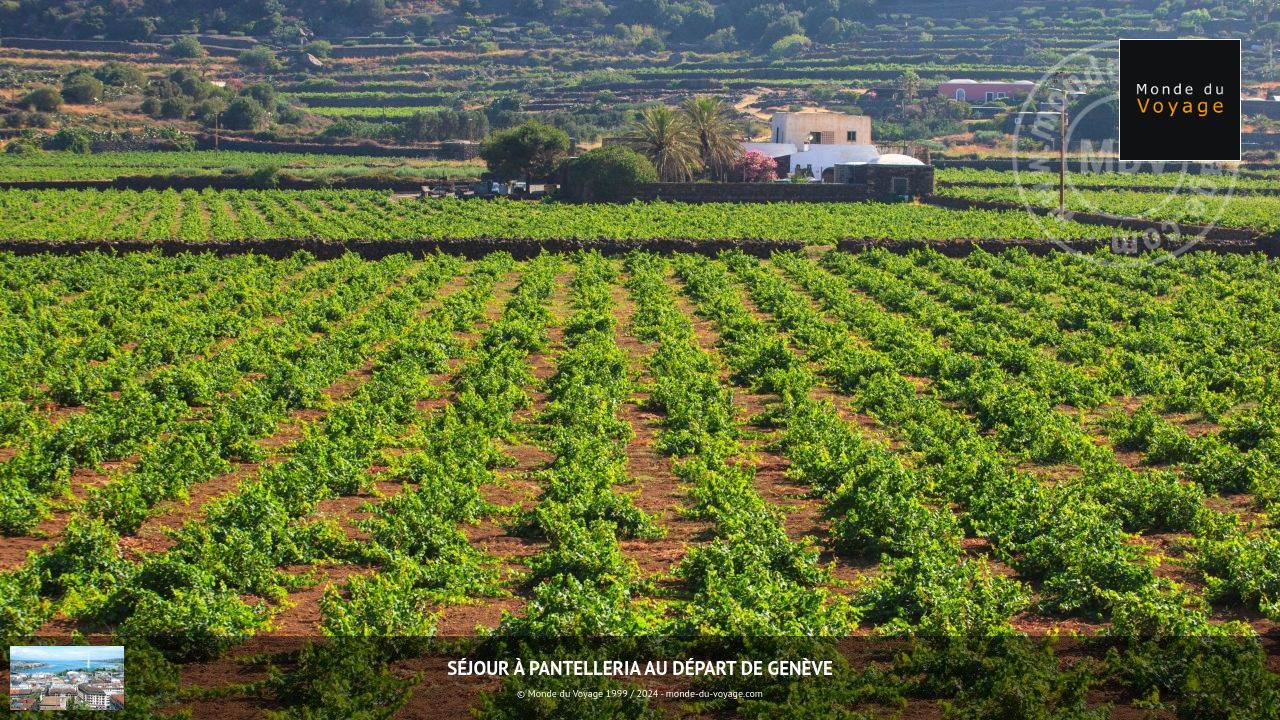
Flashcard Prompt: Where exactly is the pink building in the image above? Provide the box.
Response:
[936,79,1035,103]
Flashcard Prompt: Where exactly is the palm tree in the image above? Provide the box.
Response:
[895,70,921,119]
[680,95,742,181]
[624,106,701,182]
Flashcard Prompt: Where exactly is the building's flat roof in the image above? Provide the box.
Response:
[944,79,1035,85]
[772,110,862,116]
[745,142,880,165]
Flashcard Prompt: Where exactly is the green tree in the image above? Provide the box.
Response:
[61,75,104,104]
[623,106,700,182]
[704,27,738,51]
[22,86,62,112]
[562,145,657,201]
[222,97,267,131]
[241,82,277,110]
[94,61,147,88]
[168,36,205,59]
[637,35,665,53]
[680,95,742,181]
[1258,22,1280,71]
[895,70,921,118]
[479,121,570,182]
[194,97,228,126]
[815,17,845,43]
[1068,87,1118,144]
[159,97,191,119]
[168,68,216,102]
[238,46,282,72]
[768,33,811,59]
[1178,8,1211,32]
[118,16,156,41]
[351,0,388,23]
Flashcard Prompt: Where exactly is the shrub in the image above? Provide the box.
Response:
[61,75,104,104]
[276,105,306,124]
[249,165,281,188]
[238,46,282,72]
[4,137,43,154]
[768,33,811,59]
[222,97,267,131]
[159,96,191,119]
[302,40,332,57]
[240,82,276,110]
[3,111,51,129]
[704,26,738,51]
[46,128,92,154]
[167,68,216,101]
[734,150,777,182]
[22,86,62,112]
[167,36,204,58]
[637,36,664,52]
[118,581,269,661]
[119,16,156,41]
[561,145,656,202]
[93,61,147,88]
[193,98,227,126]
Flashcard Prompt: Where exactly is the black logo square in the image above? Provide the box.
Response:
[1119,38,1240,161]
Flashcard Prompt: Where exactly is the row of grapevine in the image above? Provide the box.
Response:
[627,253,848,636]
[249,254,527,719]
[692,252,1280,714]
[0,151,471,181]
[937,168,1276,192]
[765,252,1203,614]
[477,252,663,718]
[938,184,1280,232]
[0,190,1123,242]
[2,253,304,441]
[667,254,1146,716]
[894,248,1280,618]
[0,253,485,651]
[1,253,414,534]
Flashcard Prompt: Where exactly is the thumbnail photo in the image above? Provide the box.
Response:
[9,646,125,712]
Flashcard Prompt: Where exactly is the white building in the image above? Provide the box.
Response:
[77,683,112,710]
[765,111,871,145]
[744,111,879,180]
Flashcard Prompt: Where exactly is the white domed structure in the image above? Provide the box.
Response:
[867,153,926,166]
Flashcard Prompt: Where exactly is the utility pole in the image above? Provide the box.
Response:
[214,111,220,151]
[1050,71,1068,215]
[1060,90,1066,214]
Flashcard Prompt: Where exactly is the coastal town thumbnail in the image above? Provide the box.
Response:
[9,646,125,711]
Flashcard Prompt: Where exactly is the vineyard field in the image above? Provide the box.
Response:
[938,183,1280,232]
[0,152,482,182]
[2,0,1279,711]
[4,247,1280,717]
[0,189,1122,242]
[937,167,1280,191]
